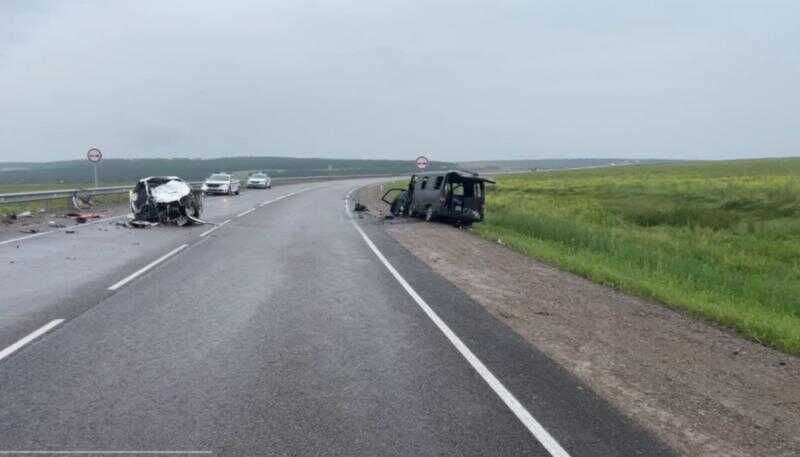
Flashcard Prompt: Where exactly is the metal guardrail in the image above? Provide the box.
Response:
[0,185,138,205]
[0,173,404,206]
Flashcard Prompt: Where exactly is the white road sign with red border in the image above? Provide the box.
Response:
[87,148,102,163]
[416,156,429,169]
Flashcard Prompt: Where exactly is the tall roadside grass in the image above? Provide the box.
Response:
[474,158,800,355]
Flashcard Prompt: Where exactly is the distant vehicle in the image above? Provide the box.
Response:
[382,170,494,225]
[246,172,271,189]
[202,173,240,195]
[130,176,204,226]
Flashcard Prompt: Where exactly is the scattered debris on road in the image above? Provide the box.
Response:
[64,212,104,223]
[48,221,67,228]
[128,219,159,229]
[129,176,205,226]
[17,211,33,218]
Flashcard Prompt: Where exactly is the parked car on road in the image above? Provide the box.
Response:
[382,170,494,225]
[246,172,271,189]
[202,173,240,195]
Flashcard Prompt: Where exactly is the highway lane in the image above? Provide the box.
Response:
[0,179,672,456]
[0,182,320,351]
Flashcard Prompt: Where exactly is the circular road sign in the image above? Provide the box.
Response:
[416,156,429,169]
[87,148,102,163]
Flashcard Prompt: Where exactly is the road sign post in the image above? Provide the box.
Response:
[87,148,102,189]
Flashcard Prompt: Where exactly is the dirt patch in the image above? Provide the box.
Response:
[357,185,800,457]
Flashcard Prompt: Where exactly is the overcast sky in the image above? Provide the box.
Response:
[1,0,798,163]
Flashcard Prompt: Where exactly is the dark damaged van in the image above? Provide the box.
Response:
[382,170,494,224]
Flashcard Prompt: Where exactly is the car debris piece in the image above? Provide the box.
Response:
[17,211,32,218]
[353,202,369,212]
[64,212,103,223]
[128,220,159,229]
[381,170,495,226]
[19,228,38,234]
[48,221,67,228]
[72,190,95,210]
[130,176,204,226]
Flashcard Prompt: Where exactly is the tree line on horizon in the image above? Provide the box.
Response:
[0,157,455,185]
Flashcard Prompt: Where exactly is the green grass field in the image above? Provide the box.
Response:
[474,158,800,355]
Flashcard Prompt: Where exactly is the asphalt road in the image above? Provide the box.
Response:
[0,179,673,456]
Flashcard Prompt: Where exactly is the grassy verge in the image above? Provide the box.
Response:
[473,158,800,355]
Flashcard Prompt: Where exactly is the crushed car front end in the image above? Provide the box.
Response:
[130,177,204,226]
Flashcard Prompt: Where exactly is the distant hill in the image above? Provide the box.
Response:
[0,157,455,185]
[458,158,674,171]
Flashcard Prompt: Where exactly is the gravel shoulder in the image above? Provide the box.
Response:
[358,184,800,457]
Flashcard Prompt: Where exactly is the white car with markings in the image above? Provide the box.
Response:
[201,173,240,195]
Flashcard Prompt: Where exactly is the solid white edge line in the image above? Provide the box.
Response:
[0,319,65,362]
[107,244,188,291]
[347,211,571,457]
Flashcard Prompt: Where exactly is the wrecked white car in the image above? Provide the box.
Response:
[130,176,204,226]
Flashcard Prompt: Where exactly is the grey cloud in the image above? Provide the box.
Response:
[1,0,798,162]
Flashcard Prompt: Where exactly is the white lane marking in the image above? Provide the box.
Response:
[107,244,188,291]
[0,452,212,455]
[0,319,65,363]
[0,231,53,246]
[348,216,571,457]
[236,208,255,218]
[198,226,217,237]
[198,219,230,237]
[254,186,319,208]
[0,215,128,247]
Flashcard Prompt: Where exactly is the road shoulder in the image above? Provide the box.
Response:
[357,184,800,457]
